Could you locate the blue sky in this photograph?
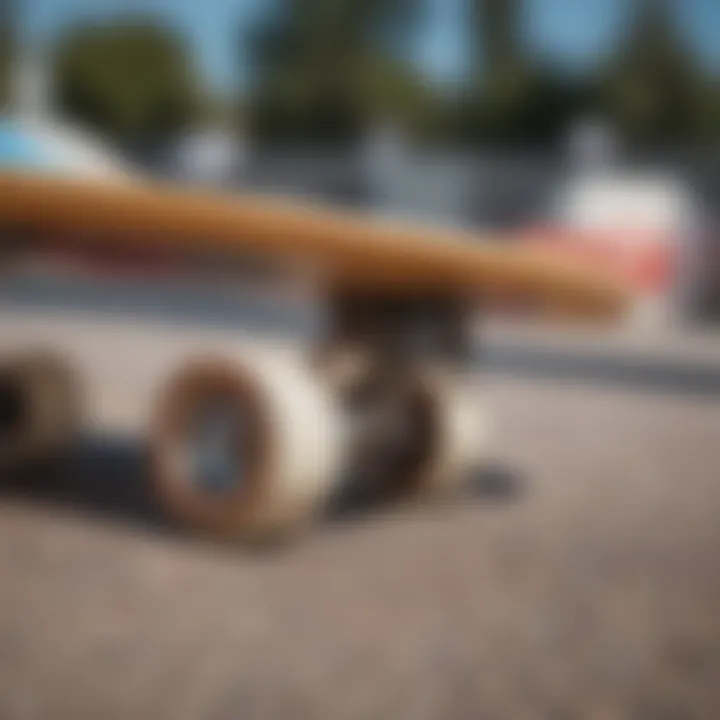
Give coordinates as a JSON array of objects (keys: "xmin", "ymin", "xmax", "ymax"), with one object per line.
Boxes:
[{"xmin": 20, "ymin": 0, "xmax": 720, "ymax": 93}]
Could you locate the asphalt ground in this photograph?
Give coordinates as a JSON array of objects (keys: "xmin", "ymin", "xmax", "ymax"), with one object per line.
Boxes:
[{"xmin": 1, "ymin": 295, "xmax": 719, "ymax": 719}]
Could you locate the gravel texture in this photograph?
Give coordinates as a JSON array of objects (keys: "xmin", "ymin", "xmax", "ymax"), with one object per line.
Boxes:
[{"xmin": 2, "ymin": 340, "xmax": 720, "ymax": 718}]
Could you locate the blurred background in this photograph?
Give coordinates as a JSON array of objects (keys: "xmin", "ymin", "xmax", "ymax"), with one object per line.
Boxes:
[
  {"xmin": 3, "ymin": 0, "xmax": 720, "ymax": 327},
  {"xmin": 3, "ymin": 0, "xmax": 720, "ymax": 157}
]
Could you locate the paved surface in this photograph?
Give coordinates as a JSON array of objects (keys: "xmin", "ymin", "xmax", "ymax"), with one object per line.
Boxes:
[{"xmin": 1, "ymin": 309, "xmax": 720, "ymax": 719}]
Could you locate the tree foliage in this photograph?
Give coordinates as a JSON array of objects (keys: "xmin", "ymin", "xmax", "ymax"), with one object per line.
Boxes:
[
  {"xmin": 456, "ymin": 0, "xmax": 720, "ymax": 148},
  {"xmin": 459, "ymin": 0, "xmax": 583, "ymax": 145},
  {"xmin": 694, "ymin": 78, "xmax": 720, "ymax": 145},
  {"xmin": 41, "ymin": 0, "xmax": 720, "ymax": 149},
  {"xmin": 52, "ymin": 19, "xmax": 199, "ymax": 143},
  {"xmin": 597, "ymin": 0, "xmax": 705, "ymax": 147},
  {"xmin": 459, "ymin": 63, "xmax": 586, "ymax": 145},
  {"xmin": 0, "ymin": 0, "xmax": 13, "ymax": 110},
  {"xmin": 246, "ymin": 0, "xmax": 426, "ymax": 143}
]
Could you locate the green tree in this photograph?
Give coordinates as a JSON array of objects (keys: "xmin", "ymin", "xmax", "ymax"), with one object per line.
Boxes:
[
  {"xmin": 246, "ymin": 0, "xmax": 424, "ymax": 143},
  {"xmin": 460, "ymin": 0, "xmax": 580, "ymax": 144},
  {"xmin": 474, "ymin": 0, "xmax": 519, "ymax": 71},
  {"xmin": 463, "ymin": 0, "xmax": 528, "ymax": 141},
  {"xmin": 53, "ymin": 19, "xmax": 199, "ymax": 143},
  {"xmin": 694, "ymin": 77, "xmax": 720, "ymax": 146},
  {"xmin": 597, "ymin": 0, "xmax": 703, "ymax": 147},
  {"xmin": 358, "ymin": 53, "xmax": 449, "ymax": 141},
  {"xmin": 0, "ymin": 0, "xmax": 14, "ymax": 110}
]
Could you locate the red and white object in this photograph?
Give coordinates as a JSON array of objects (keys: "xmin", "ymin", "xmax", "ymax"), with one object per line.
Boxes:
[{"xmin": 521, "ymin": 172, "xmax": 704, "ymax": 329}]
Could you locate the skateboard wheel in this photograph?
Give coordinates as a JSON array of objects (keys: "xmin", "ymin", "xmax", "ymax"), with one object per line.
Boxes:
[
  {"xmin": 402, "ymin": 370, "xmax": 487, "ymax": 500},
  {"xmin": 150, "ymin": 352, "xmax": 345, "ymax": 542},
  {"xmin": 0, "ymin": 351, "xmax": 82, "ymax": 473},
  {"xmin": 326, "ymin": 354, "xmax": 487, "ymax": 505}
]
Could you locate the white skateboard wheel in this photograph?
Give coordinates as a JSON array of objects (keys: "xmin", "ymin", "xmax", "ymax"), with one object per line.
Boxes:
[
  {"xmin": 150, "ymin": 352, "xmax": 345, "ymax": 541},
  {"xmin": 405, "ymin": 368, "xmax": 487, "ymax": 499}
]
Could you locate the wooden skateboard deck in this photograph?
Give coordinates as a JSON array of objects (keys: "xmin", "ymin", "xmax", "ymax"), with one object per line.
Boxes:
[{"xmin": 0, "ymin": 172, "xmax": 629, "ymax": 321}]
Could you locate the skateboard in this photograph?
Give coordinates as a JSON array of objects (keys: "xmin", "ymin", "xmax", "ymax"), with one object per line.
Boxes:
[{"xmin": 0, "ymin": 171, "xmax": 629, "ymax": 542}]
